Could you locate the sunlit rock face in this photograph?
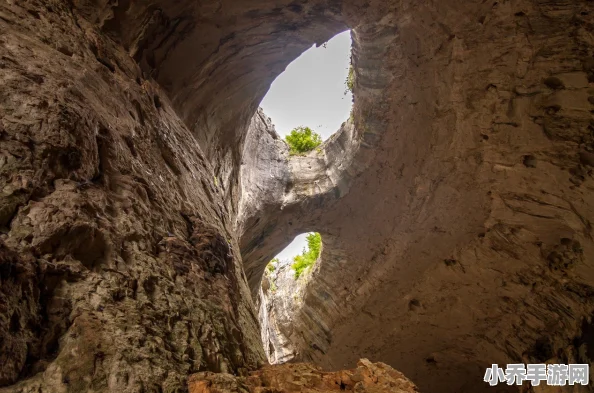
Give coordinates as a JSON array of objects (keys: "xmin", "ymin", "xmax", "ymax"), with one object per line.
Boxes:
[
  {"xmin": 237, "ymin": 109, "xmax": 359, "ymax": 295},
  {"xmin": 188, "ymin": 359, "xmax": 419, "ymax": 393},
  {"xmin": 258, "ymin": 260, "xmax": 328, "ymax": 365},
  {"xmin": 1, "ymin": 0, "xmax": 594, "ymax": 392},
  {"xmin": 258, "ymin": 264, "xmax": 300, "ymax": 365}
]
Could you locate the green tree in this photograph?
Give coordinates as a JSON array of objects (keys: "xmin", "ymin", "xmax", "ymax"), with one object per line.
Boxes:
[
  {"xmin": 285, "ymin": 126, "xmax": 322, "ymax": 155},
  {"xmin": 291, "ymin": 232, "xmax": 322, "ymax": 279}
]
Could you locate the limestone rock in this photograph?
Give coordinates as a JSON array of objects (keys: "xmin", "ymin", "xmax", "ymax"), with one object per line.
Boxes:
[
  {"xmin": 236, "ymin": 2, "xmax": 594, "ymax": 393},
  {"xmin": 0, "ymin": 2, "xmax": 265, "ymax": 391},
  {"xmin": 188, "ymin": 359, "xmax": 419, "ymax": 393},
  {"xmin": 2, "ymin": 0, "xmax": 594, "ymax": 392},
  {"xmin": 259, "ymin": 262, "xmax": 305, "ymax": 364}
]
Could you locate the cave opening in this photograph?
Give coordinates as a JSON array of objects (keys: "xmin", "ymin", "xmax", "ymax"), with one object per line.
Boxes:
[
  {"xmin": 259, "ymin": 231, "xmax": 323, "ymax": 364},
  {"xmin": 265, "ymin": 232, "xmax": 322, "ymax": 281},
  {"xmin": 238, "ymin": 21, "xmax": 400, "ymax": 370},
  {"xmin": 259, "ymin": 30, "xmax": 353, "ymax": 147},
  {"xmin": 7, "ymin": 0, "xmax": 591, "ymax": 391}
]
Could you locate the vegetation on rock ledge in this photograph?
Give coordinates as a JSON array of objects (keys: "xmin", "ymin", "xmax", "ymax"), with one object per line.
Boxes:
[
  {"xmin": 267, "ymin": 258, "xmax": 278, "ymax": 273},
  {"xmin": 344, "ymin": 64, "xmax": 354, "ymax": 95},
  {"xmin": 291, "ymin": 232, "xmax": 322, "ymax": 279}
]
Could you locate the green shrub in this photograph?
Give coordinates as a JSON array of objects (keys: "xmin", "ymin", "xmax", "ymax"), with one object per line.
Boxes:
[
  {"xmin": 266, "ymin": 258, "xmax": 278, "ymax": 274},
  {"xmin": 285, "ymin": 127, "xmax": 322, "ymax": 155},
  {"xmin": 291, "ymin": 233, "xmax": 322, "ymax": 279}
]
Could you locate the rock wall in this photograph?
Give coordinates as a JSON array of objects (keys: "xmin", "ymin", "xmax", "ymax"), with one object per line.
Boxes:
[
  {"xmin": 1, "ymin": 0, "xmax": 594, "ymax": 392},
  {"xmin": 312, "ymin": 7, "xmax": 594, "ymax": 392},
  {"xmin": 237, "ymin": 109, "xmax": 360, "ymax": 295},
  {"xmin": 258, "ymin": 260, "xmax": 313, "ymax": 365},
  {"xmin": 0, "ymin": 2, "xmax": 265, "ymax": 391},
  {"xmin": 236, "ymin": 2, "xmax": 594, "ymax": 393}
]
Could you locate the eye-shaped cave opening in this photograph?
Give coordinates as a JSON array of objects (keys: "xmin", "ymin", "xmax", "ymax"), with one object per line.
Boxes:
[
  {"xmin": 237, "ymin": 27, "xmax": 365, "ymax": 292},
  {"xmin": 259, "ymin": 30, "xmax": 354, "ymax": 154}
]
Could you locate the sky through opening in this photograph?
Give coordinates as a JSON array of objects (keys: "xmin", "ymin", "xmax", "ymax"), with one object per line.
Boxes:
[{"xmin": 260, "ymin": 30, "xmax": 353, "ymax": 141}]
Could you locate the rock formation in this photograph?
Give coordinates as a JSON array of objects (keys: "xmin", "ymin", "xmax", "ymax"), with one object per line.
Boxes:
[
  {"xmin": 0, "ymin": 2, "xmax": 266, "ymax": 391},
  {"xmin": 188, "ymin": 359, "xmax": 419, "ymax": 393},
  {"xmin": 1, "ymin": 0, "xmax": 593, "ymax": 392},
  {"xmin": 258, "ymin": 259, "xmax": 316, "ymax": 365},
  {"xmin": 238, "ymin": 3, "xmax": 594, "ymax": 393}
]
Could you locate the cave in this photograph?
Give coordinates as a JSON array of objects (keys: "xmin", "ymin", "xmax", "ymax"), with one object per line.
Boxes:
[
  {"xmin": 259, "ymin": 28, "xmax": 353, "ymax": 141},
  {"xmin": 1, "ymin": 0, "xmax": 594, "ymax": 393}
]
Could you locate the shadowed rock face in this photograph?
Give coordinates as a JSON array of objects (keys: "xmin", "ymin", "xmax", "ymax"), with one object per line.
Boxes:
[
  {"xmin": 1, "ymin": 0, "xmax": 594, "ymax": 393},
  {"xmin": 0, "ymin": 2, "xmax": 266, "ymax": 391}
]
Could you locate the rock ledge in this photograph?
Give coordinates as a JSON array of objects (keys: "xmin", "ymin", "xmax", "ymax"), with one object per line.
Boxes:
[{"xmin": 188, "ymin": 359, "xmax": 419, "ymax": 393}]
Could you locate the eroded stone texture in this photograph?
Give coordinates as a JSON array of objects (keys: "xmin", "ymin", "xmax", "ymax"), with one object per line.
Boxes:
[
  {"xmin": 2, "ymin": 0, "xmax": 594, "ymax": 392},
  {"xmin": 259, "ymin": 261, "xmax": 306, "ymax": 365},
  {"xmin": 237, "ymin": 109, "xmax": 359, "ymax": 295},
  {"xmin": 309, "ymin": 5, "xmax": 594, "ymax": 390},
  {"xmin": 236, "ymin": 2, "xmax": 594, "ymax": 392},
  {"xmin": 188, "ymin": 359, "xmax": 419, "ymax": 393},
  {"xmin": 0, "ymin": 243, "xmax": 39, "ymax": 386},
  {"xmin": 0, "ymin": 2, "xmax": 264, "ymax": 392}
]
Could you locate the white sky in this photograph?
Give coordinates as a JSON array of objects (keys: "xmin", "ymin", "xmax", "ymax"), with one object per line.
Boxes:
[
  {"xmin": 260, "ymin": 30, "xmax": 353, "ymax": 140},
  {"xmin": 261, "ymin": 31, "xmax": 352, "ymax": 262},
  {"xmin": 274, "ymin": 233, "xmax": 309, "ymax": 263}
]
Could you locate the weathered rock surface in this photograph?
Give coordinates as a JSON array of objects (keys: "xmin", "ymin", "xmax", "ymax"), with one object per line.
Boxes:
[
  {"xmin": 0, "ymin": 2, "xmax": 265, "ymax": 391},
  {"xmin": 1, "ymin": 0, "xmax": 594, "ymax": 392},
  {"xmin": 237, "ymin": 2, "xmax": 594, "ymax": 393},
  {"xmin": 188, "ymin": 359, "xmax": 418, "ymax": 393},
  {"xmin": 237, "ymin": 110, "xmax": 359, "ymax": 295},
  {"xmin": 258, "ymin": 261, "xmax": 310, "ymax": 364}
]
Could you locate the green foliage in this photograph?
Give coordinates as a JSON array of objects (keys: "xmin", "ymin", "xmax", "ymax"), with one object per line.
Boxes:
[
  {"xmin": 344, "ymin": 65, "xmax": 354, "ymax": 95},
  {"xmin": 265, "ymin": 258, "xmax": 278, "ymax": 292},
  {"xmin": 291, "ymin": 233, "xmax": 322, "ymax": 279},
  {"xmin": 266, "ymin": 258, "xmax": 278, "ymax": 274},
  {"xmin": 285, "ymin": 127, "xmax": 322, "ymax": 155}
]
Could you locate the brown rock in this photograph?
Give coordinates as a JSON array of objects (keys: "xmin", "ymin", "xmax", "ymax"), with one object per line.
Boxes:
[
  {"xmin": 1, "ymin": 0, "xmax": 594, "ymax": 392},
  {"xmin": 579, "ymin": 151, "xmax": 594, "ymax": 167},
  {"xmin": 188, "ymin": 359, "xmax": 419, "ymax": 393}
]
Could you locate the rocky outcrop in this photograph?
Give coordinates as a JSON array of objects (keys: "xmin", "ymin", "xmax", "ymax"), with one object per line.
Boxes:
[
  {"xmin": 188, "ymin": 358, "xmax": 419, "ymax": 393},
  {"xmin": 0, "ymin": 2, "xmax": 265, "ymax": 391},
  {"xmin": 237, "ymin": 110, "xmax": 360, "ymax": 295}
]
